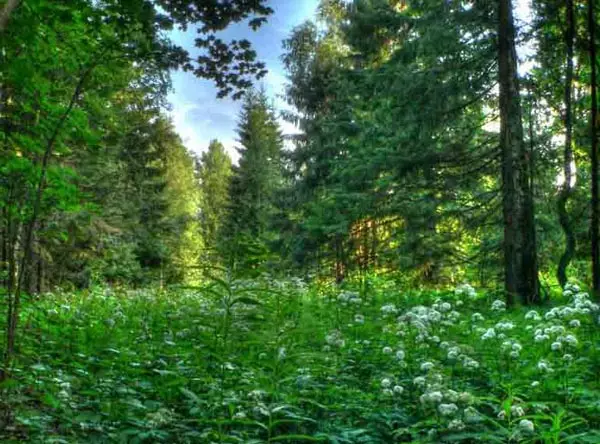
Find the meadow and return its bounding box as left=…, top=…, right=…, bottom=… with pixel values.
left=1, top=278, right=599, bottom=443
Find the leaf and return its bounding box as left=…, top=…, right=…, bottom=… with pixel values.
left=270, top=434, right=327, bottom=442
left=180, top=387, right=201, bottom=404
left=0, top=378, right=20, bottom=389
left=42, top=392, right=60, bottom=409
left=230, top=296, right=261, bottom=307
left=31, top=363, right=49, bottom=372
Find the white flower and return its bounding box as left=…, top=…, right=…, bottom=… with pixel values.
left=525, top=310, right=541, bottom=321
left=462, top=357, right=480, bottom=369
left=381, top=378, right=392, bottom=388
left=382, top=388, right=393, bottom=396
left=551, top=342, right=562, bottom=351
left=420, top=361, right=435, bottom=372
left=325, top=330, right=345, bottom=348
left=563, top=334, right=578, bottom=346
left=496, top=321, right=515, bottom=331
left=534, top=334, right=549, bottom=342
left=531, top=381, right=540, bottom=387
left=563, top=353, right=574, bottom=362
left=396, top=350, right=406, bottom=360
left=538, top=360, right=553, bottom=372
left=548, top=325, right=566, bottom=335
left=427, top=310, right=442, bottom=323
left=455, top=283, right=477, bottom=299
left=338, top=291, right=360, bottom=304
left=440, top=302, right=452, bottom=312
left=444, top=390, right=459, bottom=402
left=382, top=346, right=393, bottom=354
left=393, top=385, right=404, bottom=395
left=354, top=314, right=365, bottom=324
left=447, top=346, right=461, bottom=360
left=448, top=419, right=465, bottom=430
left=491, top=299, right=506, bottom=311
left=569, top=319, right=581, bottom=328
left=481, top=328, right=496, bottom=340
left=438, top=403, right=459, bottom=416
left=413, top=376, right=426, bottom=386
left=278, top=347, right=287, bottom=359
left=421, top=391, right=444, bottom=404
left=519, top=419, right=535, bottom=433
left=509, top=351, right=520, bottom=359
left=248, top=389, right=265, bottom=400
left=459, top=392, right=473, bottom=405
left=471, top=313, right=485, bottom=322
left=511, top=405, right=525, bottom=417
left=381, top=304, right=398, bottom=315
left=546, top=308, right=562, bottom=320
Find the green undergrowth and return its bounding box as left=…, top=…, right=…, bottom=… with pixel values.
left=1, top=277, right=600, bottom=443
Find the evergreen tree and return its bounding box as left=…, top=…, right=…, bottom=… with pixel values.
left=222, top=89, right=284, bottom=270
left=198, top=140, right=233, bottom=262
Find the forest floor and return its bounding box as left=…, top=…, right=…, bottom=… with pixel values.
left=1, top=278, right=600, bottom=443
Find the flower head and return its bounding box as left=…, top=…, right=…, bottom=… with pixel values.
left=438, top=403, right=459, bottom=416
left=519, top=419, right=535, bottom=433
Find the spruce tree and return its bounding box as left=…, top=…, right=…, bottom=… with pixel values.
left=198, top=140, right=233, bottom=262
left=222, top=89, right=284, bottom=270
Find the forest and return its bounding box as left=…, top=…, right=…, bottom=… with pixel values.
left=1, top=0, right=600, bottom=442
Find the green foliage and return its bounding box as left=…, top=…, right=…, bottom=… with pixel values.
left=198, top=140, right=233, bottom=262
left=221, top=89, right=285, bottom=272
left=1, top=279, right=600, bottom=442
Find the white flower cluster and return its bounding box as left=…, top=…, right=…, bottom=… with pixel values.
left=471, top=312, right=485, bottom=322
left=380, top=377, right=403, bottom=396
left=381, top=303, right=398, bottom=316
left=519, top=419, right=535, bottom=433
left=454, top=283, right=477, bottom=300
left=495, top=320, right=515, bottom=331
left=501, top=339, right=522, bottom=358
left=325, top=330, right=345, bottom=348
left=338, top=291, right=362, bottom=305
left=481, top=328, right=496, bottom=340
left=491, top=299, right=507, bottom=312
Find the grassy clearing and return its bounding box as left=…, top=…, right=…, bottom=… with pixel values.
left=1, top=278, right=599, bottom=443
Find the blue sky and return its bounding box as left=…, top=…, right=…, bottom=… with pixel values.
left=167, top=0, right=319, bottom=162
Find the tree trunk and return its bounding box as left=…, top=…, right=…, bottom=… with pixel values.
left=557, top=0, right=576, bottom=288
left=498, top=0, right=540, bottom=305
left=0, top=0, right=20, bottom=32
left=589, top=0, right=600, bottom=295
